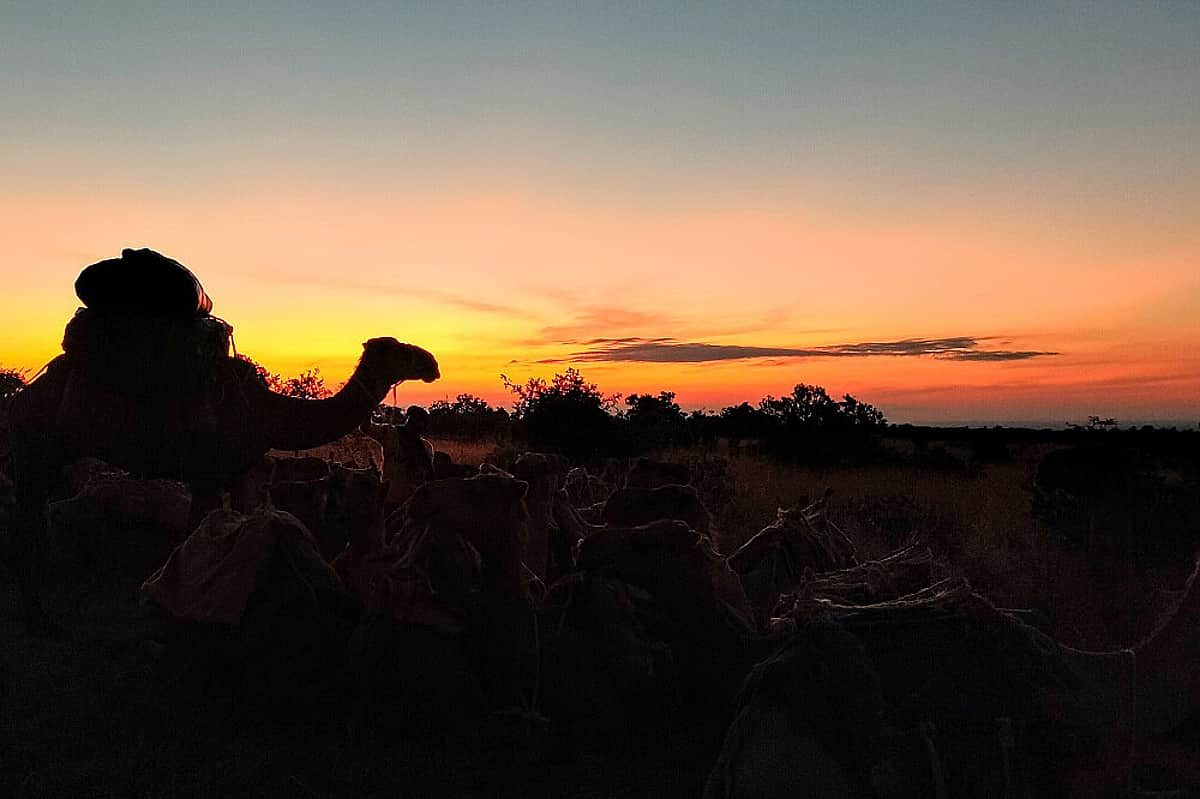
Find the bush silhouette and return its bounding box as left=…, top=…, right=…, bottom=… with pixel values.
left=759, top=383, right=886, bottom=463
left=234, top=354, right=284, bottom=392
left=502, top=368, right=622, bottom=459
left=715, top=402, right=774, bottom=440
left=277, top=368, right=332, bottom=400
left=0, top=366, right=27, bottom=401
left=428, top=393, right=510, bottom=440
left=234, top=355, right=330, bottom=399
left=624, top=391, right=687, bottom=451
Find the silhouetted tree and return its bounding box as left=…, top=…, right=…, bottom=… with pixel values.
left=234, top=354, right=284, bottom=393
left=430, top=393, right=493, bottom=418
left=760, top=383, right=838, bottom=428
left=428, top=393, right=511, bottom=439
left=234, top=355, right=331, bottom=400
left=0, top=367, right=27, bottom=400
left=277, top=368, right=332, bottom=400
left=1066, top=416, right=1120, bottom=434
left=625, top=391, right=687, bottom=450
left=717, top=402, right=775, bottom=440
left=501, top=368, right=622, bottom=458
left=760, top=383, right=886, bottom=432
left=686, top=409, right=722, bottom=446
left=757, top=383, right=887, bottom=463
left=839, top=392, right=888, bottom=431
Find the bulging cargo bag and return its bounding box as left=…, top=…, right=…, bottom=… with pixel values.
left=75, top=247, right=213, bottom=316
left=63, top=248, right=231, bottom=393
left=143, top=508, right=362, bottom=710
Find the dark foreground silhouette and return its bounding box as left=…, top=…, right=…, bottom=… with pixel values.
left=2, top=249, right=1199, bottom=797
left=6, top=248, right=438, bottom=632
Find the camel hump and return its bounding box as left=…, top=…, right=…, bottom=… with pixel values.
left=61, top=309, right=232, bottom=394
left=76, top=247, right=213, bottom=317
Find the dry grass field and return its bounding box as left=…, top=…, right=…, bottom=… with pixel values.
left=296, top=433, right=1190, bottom=650
left=301, top=431, right=1192, bottom=650
left=702, top=443, right=1171, bottom=650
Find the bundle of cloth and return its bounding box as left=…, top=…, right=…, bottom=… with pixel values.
left=142, top=507, right=360, bottom=709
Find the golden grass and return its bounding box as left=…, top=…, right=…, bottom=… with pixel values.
left=281, top=435, right=499, bottom=471
left=282, top=434, right=1180, bottom=650
left=686, top=442, right=1185, bottom=650
left=427, top=438, right=499, bottom=467
left=710, top=447, right=1046, bottom=586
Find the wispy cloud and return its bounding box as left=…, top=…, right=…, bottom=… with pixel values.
left=537, top=336, right=1058, bottom=364
left=253, top=271, right=536, bottom=319
left=513, top=285, right=809, bottom=346
left=535, top=308, right=667, bottom=343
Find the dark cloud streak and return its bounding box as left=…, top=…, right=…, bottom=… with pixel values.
left=544, top=336, right=1058, bottom=364
left=939, top=350, right=1056, bottom=362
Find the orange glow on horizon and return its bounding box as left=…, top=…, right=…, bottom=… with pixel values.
left=1, top=184, right=1197, bottom=425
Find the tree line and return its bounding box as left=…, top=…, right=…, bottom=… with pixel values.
left=230, top=360, right=890, bottom=462
left=0, top=359, right=885, bottom=462
left=488, top=367, right=888, bottom=462
left=4, top=359, right=1196, bottom=465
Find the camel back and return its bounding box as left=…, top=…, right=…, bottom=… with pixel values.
left=734, top=582, right=1136, bottom=796
left=62, top=307, right=232, bottom=394
left=772, top=582, right=1127, bottom=731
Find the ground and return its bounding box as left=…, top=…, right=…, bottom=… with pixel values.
left=0, top=571, right=724, bottom=798
left=2, top=436, right=1196, bottom=795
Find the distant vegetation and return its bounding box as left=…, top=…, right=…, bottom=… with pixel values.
left=235, top=354, right=332, bottom=400
left=466, top=368, right=894, bottom=463
left=0, top=366, right=27, bottom=400
left=501, top=368, right=622, bottom=459
left=419, top=368, right=1197, bottom=471
left=9, top=355, right=1191, bottom=467
left=428, top=393, right=510, bottom=440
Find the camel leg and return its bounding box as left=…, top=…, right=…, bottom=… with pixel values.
left=228, top=461, right=273, bottom=513
left=187, top=478, right=225, bottom=528
left=7, top=449, right=61, bottom=636
left=10, top=504, right=60, bottom=636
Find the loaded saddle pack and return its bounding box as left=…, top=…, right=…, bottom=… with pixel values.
left=62, top=248, right=232, bottom=393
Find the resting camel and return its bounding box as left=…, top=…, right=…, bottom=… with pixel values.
left=7, top=335, right=439, bottom=632
left=602, top=483, right=714, bottom=539
left=705, top=562, right=1200, bottom=798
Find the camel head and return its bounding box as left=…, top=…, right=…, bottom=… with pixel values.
left=360, top=338, right=440, bottom=387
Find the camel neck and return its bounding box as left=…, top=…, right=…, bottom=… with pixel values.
left=349, top=374, right=387, bottom=405
left=256, top=377, right=384, bottom=452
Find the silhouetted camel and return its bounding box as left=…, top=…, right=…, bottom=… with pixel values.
left=705, top=562, right=1200, bottom=798
left=361, top=403, right=435, bottom=513
left=602, top=483, right=714, bottom=538
left=8, top=335, right=438, bottom=633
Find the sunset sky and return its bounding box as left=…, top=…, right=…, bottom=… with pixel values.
left=2, top=3, right=1197, bottom=425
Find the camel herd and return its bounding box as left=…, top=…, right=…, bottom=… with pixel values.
left=1, top=250, right=1196, bottom=795
left=5, top=429, right=1200, bottom=796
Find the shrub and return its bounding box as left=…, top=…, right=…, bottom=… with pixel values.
left=501, top=368, right=623, bottom=459
left=624, top=391, right=688, bottom=451
left=428, top=394, right=511, bottom=440
left=0, top=366, right=27, bottom=400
